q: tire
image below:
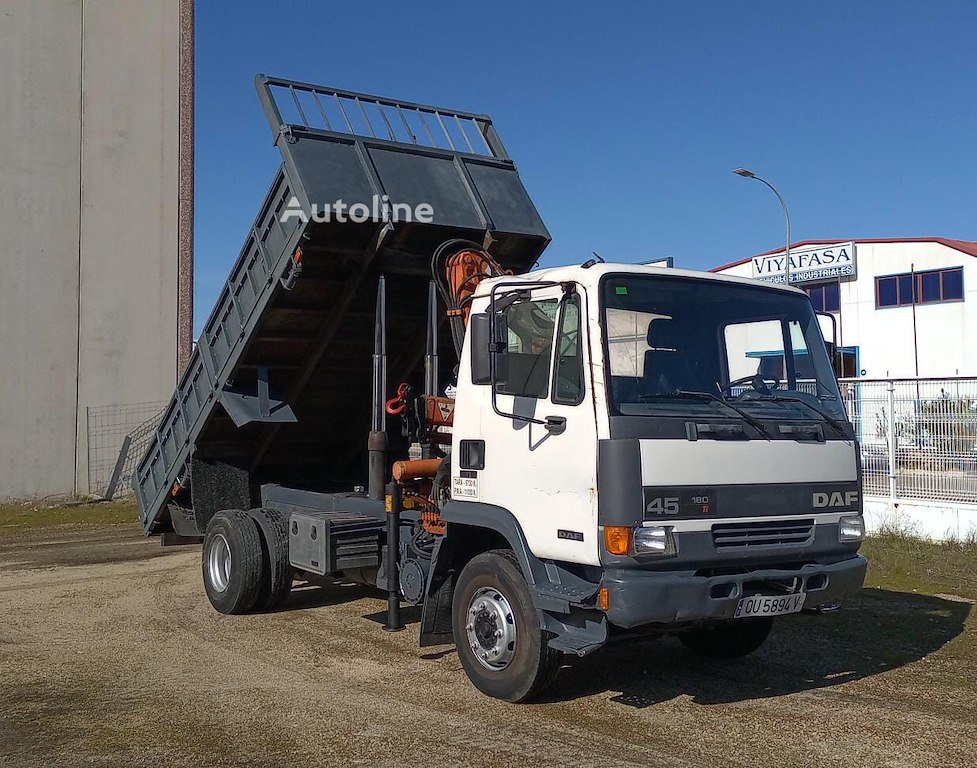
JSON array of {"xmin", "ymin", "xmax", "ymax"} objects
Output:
[
  {"xmin": 248, "ymin": 508, "xmax": 293, "ymax": 612},
  {"xmin": 202, "ymin": 510, "xmax": 264, "ymax": 615},
  {"xmin": 452, "ymin": 549, "xmax": 561, "ymax": 702},
  {"xmin": 679, "ymin": 617, "xmax": 774, "ymax": 659}
]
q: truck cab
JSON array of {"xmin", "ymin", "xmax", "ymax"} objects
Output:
[{"xmin": 436, "ymin": 262, "xmax": 866, "ymax": 698}]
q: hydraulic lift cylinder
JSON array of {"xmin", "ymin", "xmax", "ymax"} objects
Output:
[
  {"xmin": 369, "ymin": 277, "xmax": 388, "ymax": 501},
  {"xmin": 383, "ymin": 481, "xmax": 404, "ymax": 632}
]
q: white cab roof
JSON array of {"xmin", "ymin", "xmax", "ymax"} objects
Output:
[{"xmin": 478, "ymin": 262, "xmax": 807, "ymax": 297}]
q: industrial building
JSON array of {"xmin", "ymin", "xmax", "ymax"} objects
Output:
[
  {"xmin": 714, "ymin": 238, "xmax": 977, "ymax": 539},
  {"xmin": 0, "ymin": 1, "xmax": 194, "ymax": 499},
  {"xmin": 712, "ymin": 238, "xmax": 977, "ymax": 379}
]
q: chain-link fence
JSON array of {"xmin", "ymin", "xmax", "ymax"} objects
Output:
[
  {"xmin": 87, "ymin": 381, "xmax": 975, "ymax": 505},
  {"xmin": 86, "ymin": 402, "xmax": 167, "ymax": 497},
  {"xmin": 840, "ymin": 377, "xmax": 977, "ymax": 504}
]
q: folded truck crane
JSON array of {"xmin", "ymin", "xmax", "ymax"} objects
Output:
[{"xmin": 136, "ymin": 75, "xmax": 867, "ymax": 702}]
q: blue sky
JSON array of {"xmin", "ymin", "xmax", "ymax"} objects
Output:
[{"xmin": 195, "ymin": 0, "xmax": 977, "ymax": 330}]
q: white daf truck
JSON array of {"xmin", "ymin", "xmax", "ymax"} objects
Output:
[
  {"xmin": 431, "ymin": 261, "xmax": 867, "ymax": 699},
  {"xmin": 135, "ymin": 75, "xmax": 867, "ymax": 703}
]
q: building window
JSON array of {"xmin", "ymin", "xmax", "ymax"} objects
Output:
[
  {"xmin": 875, "ymin": 267, "xmax": 964, "ymax": 308},
  {"xmin": 805, "ymin": 283, "xmax": 840, "ymax": 312}
]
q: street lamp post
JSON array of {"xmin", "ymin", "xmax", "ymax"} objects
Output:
[{"xmin": 733, "ymin": 168, "xmax": 792, "ymax": 284}]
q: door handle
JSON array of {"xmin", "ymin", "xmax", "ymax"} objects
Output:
[{"xmin": 544, "ymin": 416, "xmax": 567, "ymax": 435}]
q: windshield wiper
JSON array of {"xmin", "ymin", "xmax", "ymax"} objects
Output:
[
  {"xmin": 755, "ymin": 394, "xmax": 849, "ymax": 438},
  {"xmin": 638, "ymin": 391, "xmax": 771, "ymax": 438}
]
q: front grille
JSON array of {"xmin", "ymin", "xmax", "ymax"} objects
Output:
[{"xmin": 712, "ymin": 519, "xmax": 815, "ymax": 549}]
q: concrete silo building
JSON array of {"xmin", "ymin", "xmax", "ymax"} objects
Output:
[{"xmin": 0, "ymin": 0, "xmax": 194, "ymax": 499}]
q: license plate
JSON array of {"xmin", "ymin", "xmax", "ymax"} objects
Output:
[{"xmin": 735, "ymin": 592, "xmax": 806, "ymax": 618}]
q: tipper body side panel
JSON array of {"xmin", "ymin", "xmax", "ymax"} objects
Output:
[{"xmin": 135, "ymin": 75, "xmax": 549, "ymax": 533}]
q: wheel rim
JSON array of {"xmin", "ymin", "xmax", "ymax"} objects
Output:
[
  {"xmin": 207, "ymin": 533, "xmax": 232, "ymax": 592},
  {"xmin": 466, "ymin": 586, "xmax": 517, "ymax": 670}
]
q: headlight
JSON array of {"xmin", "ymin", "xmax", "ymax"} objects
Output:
[
  {"xmin": 838, "ymin": 514, "xmax": 865, "ymax": 542},
  {"xmin": 633, "ymin": 525, "xmax": 677, "ymax": 556}
]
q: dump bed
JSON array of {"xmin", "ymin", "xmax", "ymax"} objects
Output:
[{"xmin": 134, "ymin": 75, "xmax": 549, "ymax": 533}]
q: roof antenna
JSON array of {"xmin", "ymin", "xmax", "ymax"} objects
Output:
[{"xmin": 582, "ymin": 251, "xmax": 605, "ymax": 269}]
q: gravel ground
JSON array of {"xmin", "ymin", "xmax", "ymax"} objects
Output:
[{"xmin": 1, "ymin": 524, "xmax": 975, "ymax": 768}]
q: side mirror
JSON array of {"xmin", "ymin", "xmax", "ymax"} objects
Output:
[
  {"xmin": 816, "ymin": 311, "xmax": 842, "ymax": 377},
  {"xmin": 470, "ymin": 313, "xmax": 509, "ymax": 385},
  {"xmin": 824, "ymin": 340, "xmax": 842, "ymax": 378}
]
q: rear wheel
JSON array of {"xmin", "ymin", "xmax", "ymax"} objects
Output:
[
  {"xmin": 202, "ymin": 510, "xmax": 263, "ymax": 615},
  {"xmin": 679, "ymin": 617, "xmax": 773, "ymax": 658},
  {"xmin": 248, "ymin": 508, "xmax": 293, "ymax": 612},
  {"xmin": 452, "ymin": 550, "xmax": 560, "ymax": 702}
]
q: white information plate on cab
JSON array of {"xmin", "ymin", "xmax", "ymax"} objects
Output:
[{"xmin": 452, "ymin": 475, "xmax": 479, "ymax": 500}]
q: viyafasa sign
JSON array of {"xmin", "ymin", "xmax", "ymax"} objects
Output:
[{"xmin": 752, "ymin": 242, "xmax": 857, "ymax": 284}]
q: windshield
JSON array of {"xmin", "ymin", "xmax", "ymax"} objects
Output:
[{"xmin": 601, "ymin": 274, "xmax": 846, "ymax": 422}]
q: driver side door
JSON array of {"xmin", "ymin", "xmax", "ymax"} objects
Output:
[{"xmin": 478, "ymin": 286, "xmax": 600, "ymax": 566}]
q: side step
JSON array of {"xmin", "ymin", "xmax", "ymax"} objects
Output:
[{"xmin": 288, "ymin": 510, "xmax": 383, "ymax": 576}]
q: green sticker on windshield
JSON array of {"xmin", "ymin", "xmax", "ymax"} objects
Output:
[{"xmin": 615, "ymin": 286, "xmax": 628, "ymax": 295}]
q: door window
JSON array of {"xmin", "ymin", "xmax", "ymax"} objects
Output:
[
  {"xmin": 500, "ymin": 298, "xmax": 557, "ymax": 398},
  {"xmin": 552, "ymin": 296, "xmax": 585, "ymax": 404}
]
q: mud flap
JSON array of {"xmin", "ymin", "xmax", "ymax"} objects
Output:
[
  {"xmin": 190, "ymin": 459, "xmax": 251, "ymax": 532},
  {"xmin": 419, "ymin": 538, "xmax": 455, "ymax": 647}
]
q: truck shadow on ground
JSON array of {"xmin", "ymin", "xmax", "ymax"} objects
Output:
[
  {"xmin": 275, "ymin": 583, "xmax": 970, "ymax": 707},
  {"xmin": 279, "ymin": 579, "xmax": 427, "ymax": 628},
  {"xmin": 541, "ymin": 589, "xmax": 971, "ymax": 707},
  {"xmin": 276, "ymin": 580, "xmax": 385, "ymax": 611}
]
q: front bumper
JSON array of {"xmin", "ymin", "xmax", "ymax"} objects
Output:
[{"xmin": 601, "ymin": 554, "xmax": 868, "ymax": 629}]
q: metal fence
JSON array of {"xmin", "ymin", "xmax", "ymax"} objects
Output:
[
  {"xmin": 86, "ymin": 380, "xmax": 975, "ymax": 505},
  {"xmin": 86, "ymin": 401, "xmax": 167, "ymax": 497},
  {"xmin": 840, "ymin": 377, "xmax": 977, "ymax": 504}
]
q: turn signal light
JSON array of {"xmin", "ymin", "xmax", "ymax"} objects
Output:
[{"xmin": 604, "ymin": 526, "xmax": 631, "ymax": 555}]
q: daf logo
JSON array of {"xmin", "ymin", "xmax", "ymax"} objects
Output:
[{"xmin": 813, "ymin": 490, "xmax": 859, "ymax": 508}]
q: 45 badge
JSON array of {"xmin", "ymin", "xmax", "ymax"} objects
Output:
[{"xmin": 643, "ymin": 489, "xmax": 715, "ymax": 519}]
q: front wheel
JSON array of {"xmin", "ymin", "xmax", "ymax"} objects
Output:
[
  {"xmin": 679, "ymin": 617, "xmax": 773, "ymax": 659},
  {"xmin": 452, "ymin": 550, "xmax": 560, "ymax": 702}
]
